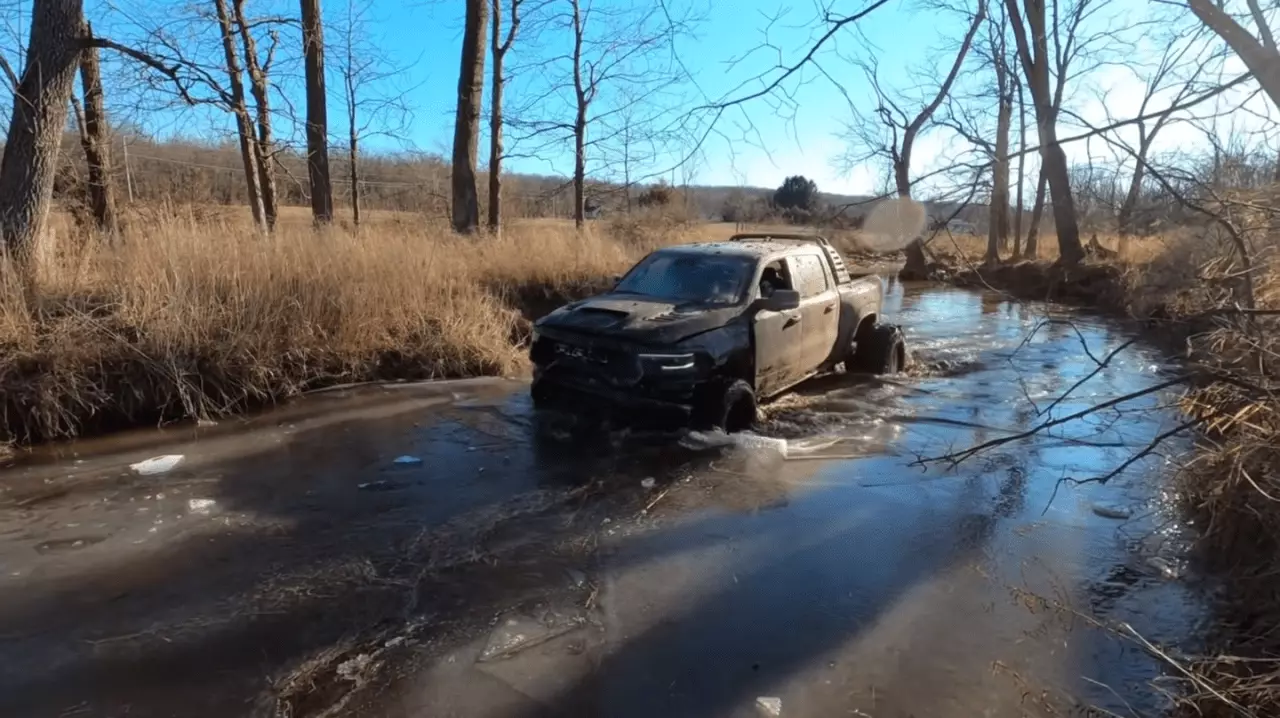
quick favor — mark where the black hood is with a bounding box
[536,292,745,345]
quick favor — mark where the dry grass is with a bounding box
[0,208,710,444]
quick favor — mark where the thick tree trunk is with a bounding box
[1025,167,1047,258]
[452,0,488,234]
[987,94,1012,264]
[1038,120,1084,264]
[76,20,117,237]
[487,0,512,233]
[1188,0,1280,108]
[0,0,85,272]
[1003,0,1083,264]
[300,0,333,224]
[1013,76,1026,258]
[234,0,277,231]
[213,0,265,231]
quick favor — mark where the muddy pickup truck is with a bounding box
[528,233,906,431]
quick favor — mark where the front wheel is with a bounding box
[849,324,908,375]
[691,378,758,433]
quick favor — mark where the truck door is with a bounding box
[752,259,804,396]
[786,252,841,373]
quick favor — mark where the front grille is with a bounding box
[532,336,643,385]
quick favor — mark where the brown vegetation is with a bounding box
[0,208,706,447]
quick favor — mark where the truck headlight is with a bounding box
[638,352,697,373]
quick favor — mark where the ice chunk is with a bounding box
[187,498,217,515]
[756,696,783,716]
[640,477,657,490]
[393,455,423,465]
[130,455,185,475]
[1092,504,1132,520]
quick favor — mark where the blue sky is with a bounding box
[0,0,1274,196]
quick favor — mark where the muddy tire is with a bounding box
[530,375,557,409]
[849,324,908,375]
[692,378,757,433]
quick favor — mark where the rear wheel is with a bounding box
[692,378,758,433]
[849,324,908,375]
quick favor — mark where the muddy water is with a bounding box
[0,281,1206,718]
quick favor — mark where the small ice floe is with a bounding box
[187,498,217,515]
[392,455,423,465]
[679,430,845,460]
[756,696,783,716]
[1091,503,1133,520]
[680,429,787,456]
[129,455,185,475]
[640,477,657,490]
[1147,556,1181,579]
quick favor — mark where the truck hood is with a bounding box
[536,293,745,345]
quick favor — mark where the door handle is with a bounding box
[823,304,835,314]
[784,315,801,328]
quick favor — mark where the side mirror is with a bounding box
[758,288,800,311]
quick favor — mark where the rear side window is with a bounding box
[788,254,830,298]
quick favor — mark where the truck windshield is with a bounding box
[614,253,754,305]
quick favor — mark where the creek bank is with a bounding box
[0,280,613,451]
[930,254,1280,718]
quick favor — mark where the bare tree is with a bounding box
[452,0,489,234]
[233,0,280,231]
[507,0,695,228]
[845,0,987,276]
[333,0,416,225]
[301,0,333,224]
[1187,0,1280,107]
[1115,33,1224,243]
[488,0,522,232]
[212,0,267,231]
[72,19,118,236]
[0,0,84,273]
[1001,0,1103,264]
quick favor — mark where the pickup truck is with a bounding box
[528,233,907,431]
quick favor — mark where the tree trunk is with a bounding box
[76,20,117,237]
[1003,0,1083,264]
[235,0,277,231]
[300,0,333,224]
[1013,75,1026,258]
[1116,138,1150,256]
[1025,167,1047,258]
[213,0,265,231]
[571,0,587,229]
[987,93,1012,264]
[1188,0,1280,108]
[349,136,361,227]
[452,0,488,234]
[0,0,85,273]
[487,0,516,233]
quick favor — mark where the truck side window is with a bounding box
[758,260,792,298]
[789,254,829,298]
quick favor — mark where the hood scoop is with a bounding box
[569,306,630,328]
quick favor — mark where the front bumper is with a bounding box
[533,367,696,422]
[529,331,707,422]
